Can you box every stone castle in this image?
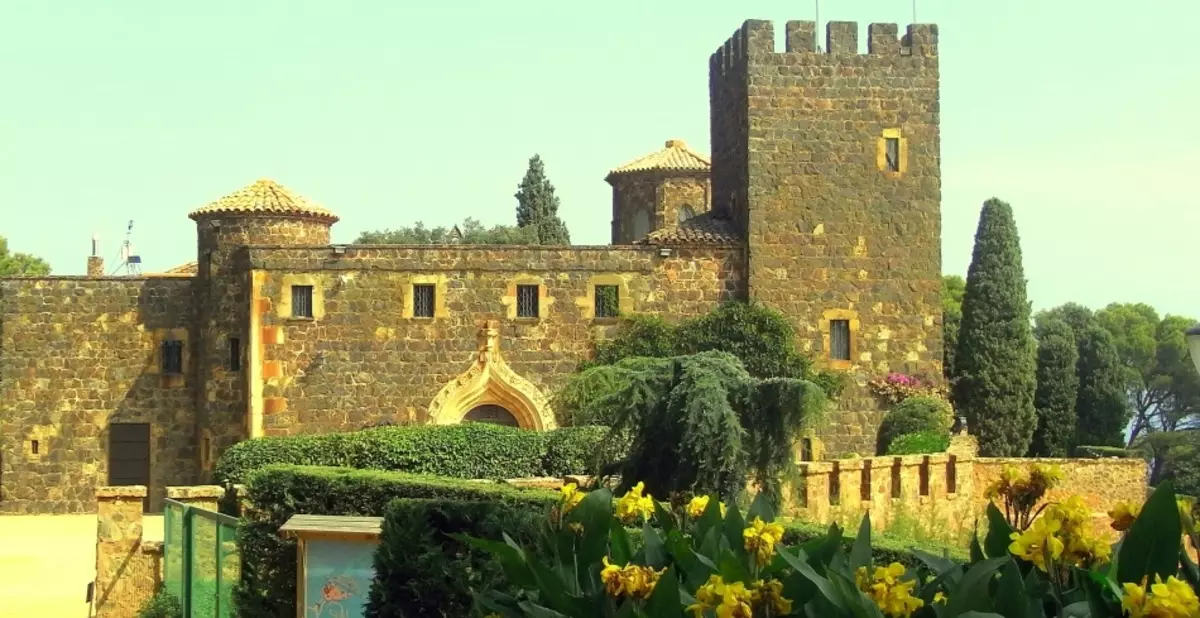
[0,19,942,514]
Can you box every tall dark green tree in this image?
[1034,302,1095,341]
[942,275,966,383]
[514,154,571,245]
[1028,320,1079,457]
[1074,324,1132,448]
[952,198,1038,456]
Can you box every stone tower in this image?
[710,20,943,454]
[187,179,338,476]
[605,139,712,243]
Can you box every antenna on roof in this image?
[109,219,142,276]
[815,0,823,52]
[91,232,99,257]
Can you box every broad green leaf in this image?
[911,548,958,575]
[718,546,751,583]
[609,525,633,567]
[778,546,848,612]
[746,489,776,523]
[723,501,747,558]
[451,533,537,588]
[644,568,681,617]
[828,567,885,618]
[957,613,1006,618]
[642,521,666,567]
[1080,568,1119,618]
[652,500,677,535]
[993,558,1031,618]
[1180,546,1200,588]
[1117,480,1182,584]
[1061,601,1091,618]
[572,488,615,565]
[969,531,986,564]
[850,513,872,571]
[517,601,572,618]
[943,557,1007,617]
[984,503,1016,560]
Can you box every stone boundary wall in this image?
[786,454,1148,544]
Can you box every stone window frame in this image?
[503,276,553,322]
[876,128,908,178]
[577,274,633,324]
[277,274,326,321]
[146,327,189,388]
[402,274,449,320]
[819,308,861,370]
[199,428,215,473]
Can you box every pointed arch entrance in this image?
[426,320,557,430]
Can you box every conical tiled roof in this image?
[188,179,339,223]
[606,139,711,180]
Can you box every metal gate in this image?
[163,498,241,618]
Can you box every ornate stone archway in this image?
[427,320,557,430]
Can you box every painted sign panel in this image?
[303,538,378,618]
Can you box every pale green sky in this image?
[1,1,1196,318]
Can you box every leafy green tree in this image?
[942,275,965,383]
[1074,325,1131,448]
[952,198,1038,456]
[1028,319,1079,457]
[1034,302,1095,341]
[354,217,537,245]
[514,154,571,245]
[560,350,829,503]
[0,236,51,276]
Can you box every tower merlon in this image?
[712,19,938,66]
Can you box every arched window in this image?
[678,205,696,224]
[632,209,651,239]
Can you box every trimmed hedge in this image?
[215,423,619,486]
[368,498,546,617]
[781,520,968,568]
[1074,445,1141,459]
[886,431,951,455]
[234,465,557,618]
[876,396,952,455]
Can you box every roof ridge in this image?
[607,139,711,178]
[188,179,339,223]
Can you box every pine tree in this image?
[952,198,1038,456]
[514,154,571,245]
[1075,324,1131,448]
[1028,320,1079,457]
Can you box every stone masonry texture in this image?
[0,17,946,513]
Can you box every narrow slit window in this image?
[516,284,540,318]
[594,285,619,319]
[291,285,314,318]
[800,438,814,462]
[861,461,872,502]
[885,137,900,172]
[162,340,184,375]
[830,319,851,361]
[947,455,958,494]
[829,461,841,506]
[30,440,39,455]
[919,456,931,496]
[413,284,436,318]
[229,337,241,371]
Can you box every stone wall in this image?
[786,454,1148,545]
[0,276,197,514]
[93,486,162,618]
[243,243,745,437]
[609,172,711,243]
[710,19,943,455]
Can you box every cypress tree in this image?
[952,198,1038,456]
[514,154,571,245]
[1028,320,1079,457]
[1074,325,1131,448]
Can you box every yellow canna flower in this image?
[1109,501,1142,532]
[743,516,786,567]
[855,562,924,618]
[614,482,657,524]
[600,556,623,597]
[933,591,946,604]
[598,555,665,600]
[560,482,585,514]
[1122,575,1200,618]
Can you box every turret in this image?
[604,139,712,243]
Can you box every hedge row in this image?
[234,465,558,618]
[1073,445,1142,459]
[215,423,622,485]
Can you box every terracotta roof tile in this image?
[637,211,740,245]
[607,139,711,179]
[188,179,338,223]
[163,261,198,274]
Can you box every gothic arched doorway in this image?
[464,404,520,427]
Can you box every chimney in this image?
[87,232,104,277]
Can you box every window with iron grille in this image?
[594,285,619,319]
[413,284,435,318]
[291,285,314,318]
[516,284,540,318]
[229,337,241,371]
[830,319,851,361]
[162,340,184,374]
[885,137,900,172]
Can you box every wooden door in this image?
[108,423,151,512]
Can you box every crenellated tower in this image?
[187,179,338,477]
[710,20,943,454]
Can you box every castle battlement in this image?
[710,20,938,78]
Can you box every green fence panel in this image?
[163,498,241,618]
[163,501,187,602]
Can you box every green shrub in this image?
[875,395,952,455]
[885,431,951,455]
[1074,445,1139,459]
[780,520,968,568]
[234,465,557,618]
[136,591,182,618]
[215,423,614,486]
[368,498,546,617]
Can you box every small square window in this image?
[413,284,436,318]
[291,285,314,318]
[162,340,184,374]
[594,285,619,319]
[516,284,540,318]
[829,319,851,361]
[229,337,241,371]
[885,137,900,172]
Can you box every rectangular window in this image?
[413,284,436,318]
[229,337,241,371]
[830,319,851,361]
[516,284,540,318]
[162,340,184,374]
[291,285,314,318]
[594,285,619,319]
[885,137,900,172]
